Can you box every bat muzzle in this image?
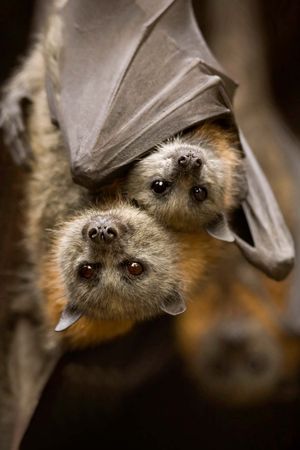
[177,152,202,170]
[85,218,120,244]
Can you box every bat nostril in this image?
[194,157,202,167]
[106,226,118,240]
[177,153,202,171]
[85,219,119,243]
[178,155,188,167]
[87,226,99,240]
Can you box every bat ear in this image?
[231,132,295,281]
[206,213,235,243]
[55,306,82,332]
[0,88,33,168]
[160,291,186,316]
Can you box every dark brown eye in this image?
[78,264,96,280]
[151,180,170,194]
[191,185,208,202]
[127,261,144,276]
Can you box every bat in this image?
[175,266,300,406]
[43,203,187,340]
[124,120,246,242]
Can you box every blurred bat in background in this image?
[175,0,300,408]
[175,264,300,406]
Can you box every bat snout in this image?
[84,217,121,244]
[177,151,203,172]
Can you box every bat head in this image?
[191,318,282,406]
[125,122,246,238]
[175,258,300,407]
[52,204,186,331]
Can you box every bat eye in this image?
[151,180,170,194]
[78,264,97,280]
[191,185,208,202]
[127,261,144,276]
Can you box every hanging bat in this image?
[24,78,223,340]
[0,0,295,281]
[175,267,300,406]
[24,82,218,341]
[125,120,246,242]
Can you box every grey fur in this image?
[125,134,247,233]
[53,205,184,325]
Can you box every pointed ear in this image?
[206,213,235,243]
[160,291,186,316]
[55,307,82,332]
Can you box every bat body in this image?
[125,121,246,241]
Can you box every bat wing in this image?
[46,0,236,188]
[232,132,295,281]
[2,317,61,450]
[45,0,294,280]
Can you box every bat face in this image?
[175,267,300,407]
[191,319,282,405]
[177,312,285,406]
[51,204,185,327]
[125,124,246,232]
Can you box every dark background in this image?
[1,2,300,449]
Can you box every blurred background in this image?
[1,1,300,449]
